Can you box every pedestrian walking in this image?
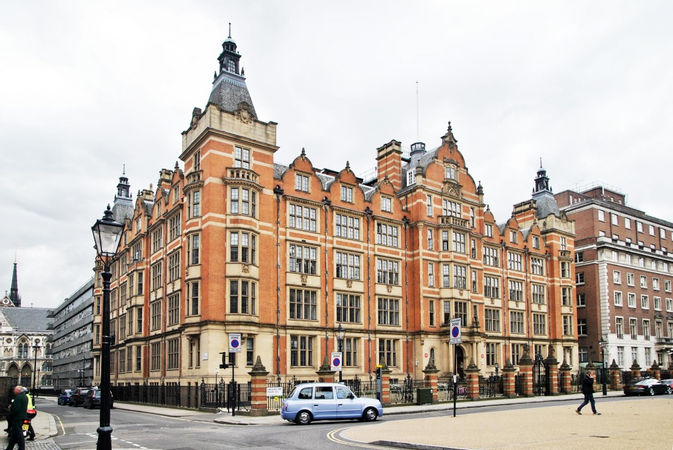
[5,385,27,450]
[576,370,600,415]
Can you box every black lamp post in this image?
[92,205,124,450]
[32,342,40,392]
[599,337,608,396]
[335,323,345,383]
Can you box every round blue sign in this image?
[332,357,341,367]
[451,327,460,338]
[231,339,240,348]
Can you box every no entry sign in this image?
[449,318,462,344]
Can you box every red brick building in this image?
[92,35,579,387]
[557,186,673,372]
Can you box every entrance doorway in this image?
[456,346,465,378]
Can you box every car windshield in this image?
[288,387,297,399]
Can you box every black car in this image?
[70,388,89,406]
[623,378,672,396]
[83,388,114,409]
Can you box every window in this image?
[136,346,142,372]
[335,213,359,239]
[169,213,181,241]
[627,273,634,286]
[636,221,643,232]
[376,223,399,247]
[234,146,250,168]
[230,279,256,315]
[228,232,256,264]
[167,338,179,370]
[295,173,309,192]
[579,347,588,363]
[189,234,200,265]
[426,195,433,217]
[119,348,126,373]
[485,308,500,332]
[471,239,477,258]
[120,281,127,307]
[641,295,649,309]
[445,166,456,180]
[344,337,358,366]
[377,258,399,285]
[246,337,255,366]
[290,204,317,232]
[442,199,461,217]
[135,217,142,233]
[406,169,416,186]
[188,281,200,315]
[667,298,673,312]
[655,320,663,338]
[578,319,587,336]
[340,185,354,202]
[173,185,180,203]
[335,251,360,280]
[560,236,567,250]
[483,247,499,267]
[381,196,392,213]
[661,228,667,239]
[643,319,650,340]
[132,242,142,262]
[230,187,256,217]
[452,232,465,254]
[336,293,361,323]
[508,280,523,301]
[486,342,498,366]
[470,208,475,228]
[471,269,477,293]
[428,262,435,287]
[150,342,161,371]
[151,300,162,331]
[378,339,397,367]
[533,314,546,335]
[189,190,201,218]
[507,252,522,271]
[151,262,162,291]
[611,213,618,225]
[152,228,163,253]
[442,264,450,288]
[427,229,434,250]
[119,314,126,340]
[290,335,313,367]
[575,251,584,263]
[485,223,493,237]
[168,293,180,326]
[137,309,143,333]
[532,235,540,249]
[576,272,585,285]
[453,265,467,289]
[193,150,201,170]
[429,300,435,326]
[614,291,623,306]
[531,257,544,275]
[510,311,524,334]
[649,225,655,236]
[625,218,631,229]
[598,210,605,222]
[484,276,500,298]
[617,346,625,366]
[454,301,468,326]
[168,251,180,282]
[560,261,570,278]
[378,297,400,326]
[640,275,648,288]
[577,292,586,307]
[532,284,545,304]
[627,292,636,308]
[666,280,672,292]
[289,288,317,320]
[629,318,638,339]
[653,278,660,290]
[562,287,572,306]
[509,230,517,243]
[654,296,662,311]
[442,231,449,251]
[644,347,652,366]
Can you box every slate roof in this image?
[208,72,257,119]
[1,307,51,332]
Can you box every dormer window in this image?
[445,166,457,180]
[340,185,353,203]
[407,170,416,186]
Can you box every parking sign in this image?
[449,318,462,344]
[229,333,242,353]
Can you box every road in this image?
[39,394,665,449]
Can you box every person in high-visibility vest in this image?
[24,390,36,441]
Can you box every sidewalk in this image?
[0,398,59,449]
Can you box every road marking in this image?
[55,414,65,435]
[326,427,382,449]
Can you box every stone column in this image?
[381,364,392,405]
[423,360,439,403]
[316,356,335,383]
[630,361,641,379]
[559,360,572,393]
[650,361,661,380]
[544,346,559,395]
[248,356,269,415]
[609,360,622,390]
[465,359,480,400]
[502,359,517,398]
[518,346,534,397]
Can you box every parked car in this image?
[57,389,72,406]
[660,379,673,389]
[281,382,383,425]
[82,388,114,409]
[70,388,89,407]
[623,378,672,396]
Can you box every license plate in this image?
[22,423,29,431]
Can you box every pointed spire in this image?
[228,22,232,39]
[9,259,20,307]
[301,147,306,157]
[441,121,458,145]
[345,161,351,170]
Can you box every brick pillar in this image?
[248,356,269,415]
[465,359,480,400]
[423,360,439,403]
[518,346,533,397]
[650,361,661,380]
[381,364,391,405]
[630,361,641,379]
[609,360,622,390]
[545,346,559,395]
[502,359,516,398]
[559,360,572,393]
[316,356,335,383]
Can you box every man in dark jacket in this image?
[576,370,600,415]
[6,385,27,450]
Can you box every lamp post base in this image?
[96,425,113,450]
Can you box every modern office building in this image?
[557,186,673,370]
[92,33,579,387]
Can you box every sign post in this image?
[449,318,462,417]
[227,334,242,416]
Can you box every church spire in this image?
[217,22,242,76]
[9,259,20,307]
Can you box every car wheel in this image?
[57,399,62,405]
[295,410,312,425]
[667,387,672,395]
[362,407,378,422]
[648,387,655,396]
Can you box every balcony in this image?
[185,170,202,188]
[655,337,673,346]
[226,167,259,184]
[438,215,469,229]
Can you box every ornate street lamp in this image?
[32,341,40,392]
[599,337,608,396]
[335,323,345,383]
[91,205,123,450]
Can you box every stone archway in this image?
[20,364,32,387]
[7,363,19,385]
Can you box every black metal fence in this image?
[479,375,504,398]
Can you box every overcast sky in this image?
[2,1,672,309]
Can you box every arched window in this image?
[18,341,28,358]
